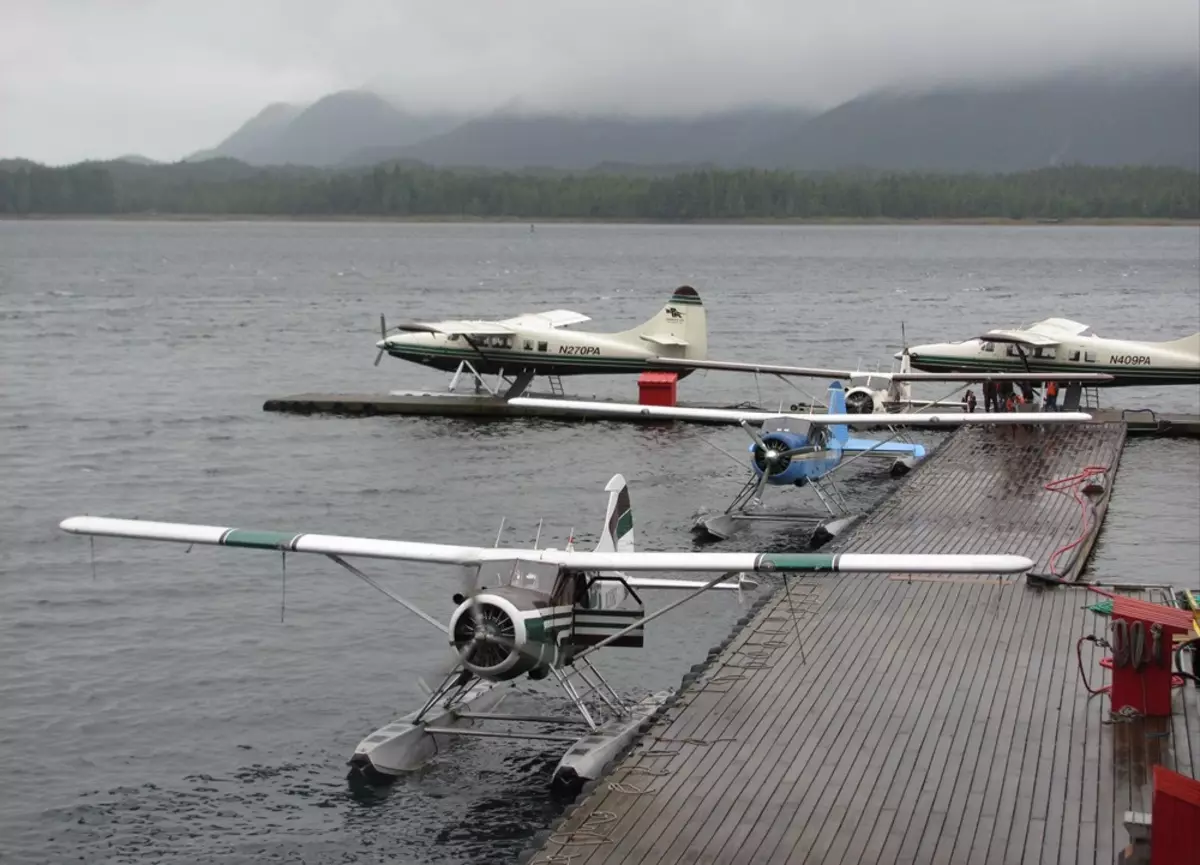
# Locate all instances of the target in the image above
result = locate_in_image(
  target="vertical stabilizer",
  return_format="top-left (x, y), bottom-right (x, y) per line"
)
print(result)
top-left (826, 382), bottom-right (850, 446)
top-left (614, 285), bottom-right (708, 360)
top-left (594, 474), bottom-right (635, 554)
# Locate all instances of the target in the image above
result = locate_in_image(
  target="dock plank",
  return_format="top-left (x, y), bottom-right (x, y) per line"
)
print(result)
top-left (526, 422), bottom-right (1200, 865)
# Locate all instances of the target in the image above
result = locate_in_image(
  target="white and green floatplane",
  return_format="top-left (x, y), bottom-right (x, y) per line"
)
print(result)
top-left (60, 474), bottom-right (1034, 789)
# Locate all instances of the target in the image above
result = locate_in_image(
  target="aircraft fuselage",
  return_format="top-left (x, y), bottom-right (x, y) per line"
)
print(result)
top-left (906, 333), bottom-right (1199, 387)
top-left (381, 330), bottom-right (694, 377)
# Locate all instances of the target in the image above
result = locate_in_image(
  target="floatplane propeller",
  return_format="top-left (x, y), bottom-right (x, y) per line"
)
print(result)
top-left (373, 313), bottom-right (405, 367)
top-left (60, 473), bottom-right (1035, 790)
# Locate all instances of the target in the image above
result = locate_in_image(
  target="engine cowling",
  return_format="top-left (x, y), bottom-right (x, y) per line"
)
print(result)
top-left (447, 587), bottom-right (558, 681)
top-left (749, 429), bottom-right (821, 486)
top-left (844, 388), bottom-right (879, 414)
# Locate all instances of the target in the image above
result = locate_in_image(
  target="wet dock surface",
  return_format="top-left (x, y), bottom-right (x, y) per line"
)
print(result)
top-left (523, 422), bottom-right (1200, 865)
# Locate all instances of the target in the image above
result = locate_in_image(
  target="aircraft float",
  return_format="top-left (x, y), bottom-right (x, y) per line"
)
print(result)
top-left (904, 318), bottom-right (1200, 388)
top-left (511, 388), bottom-right (1093, 542)
top-left (59, 475), bottom-right (1035, 789)
top-left (373, 285), bottom-right (708, 398)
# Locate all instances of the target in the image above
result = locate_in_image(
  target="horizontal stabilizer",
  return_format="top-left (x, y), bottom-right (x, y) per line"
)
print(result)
top-left (625, 576), bottom-right (752, 591)
top-left (508, 397), bottom-right (1091, 426)
top-left (60, 517), bottom-right (1033, 574)
top-left (842, 438), bottom-right (927, 458)
top-left (641, 333), bottom-right (689, 347)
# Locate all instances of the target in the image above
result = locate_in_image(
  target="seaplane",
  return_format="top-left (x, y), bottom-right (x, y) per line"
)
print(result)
top-left (648, 323), bottom-right (1115, 414)
top-left (59, 474), bottom-right (1036, 790)
top-left (510, 386), bottom-right (1093, 542)
top-left (905, 319), bottom-right (1200, 388)
top-left (372, 285), bottom-right (708, 399)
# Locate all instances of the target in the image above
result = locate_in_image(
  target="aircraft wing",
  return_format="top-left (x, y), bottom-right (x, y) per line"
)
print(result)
top-left (649, 357), bottom-right (1112, 383)
top-left (499, 310), bottom-right (591, 330)
top-left (396, 319), bottom-right (515, 336)
top-left (648, 357), bottom-right (855, 378)
top-left (509, 397), bottom-right (1092, 426)
top-left (890, 371), bottom-right (1113, 382)
top-left (60, 516), bottom-right (1032, 574)
top-left (974, 328), bottom-right (1060, 347)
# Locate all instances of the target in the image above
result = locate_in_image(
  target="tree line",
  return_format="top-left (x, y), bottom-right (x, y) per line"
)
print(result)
top-left (0, 161), bottom-right (1196, 220)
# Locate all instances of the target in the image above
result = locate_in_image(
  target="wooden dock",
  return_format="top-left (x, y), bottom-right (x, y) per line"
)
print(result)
top-left (261, 391), bottom-right (771, 427)
top-left (521, 422), bottom-right (1200, 865)
top-left (262, 392), bottom-right (1200, 437)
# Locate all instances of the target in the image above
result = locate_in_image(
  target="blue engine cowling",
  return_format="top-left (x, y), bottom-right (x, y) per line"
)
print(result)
top-left (748, 430), bottom-right (817, 486)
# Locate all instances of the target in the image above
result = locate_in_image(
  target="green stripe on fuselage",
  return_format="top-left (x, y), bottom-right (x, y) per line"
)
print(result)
top-left (911, 354), bottom-right (1198, 384)
top-left (385, 344), bottom-right (666, 376)
top-left (669, 294), bottom-right (703, 305)
top-left (759, 553), bottom-right (838, 572)
top-left (222, 529), bottom-right (301, 550)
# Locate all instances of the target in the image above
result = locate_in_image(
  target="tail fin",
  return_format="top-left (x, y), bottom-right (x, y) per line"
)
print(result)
top-left (613, 285), bottom-right (708, 360)
top-left (1158, 332), bottom-right (1200, 357)
top-left (825, 382), bottom-right (850, 446)
top-left (594, 474), bottom-right (635, 554)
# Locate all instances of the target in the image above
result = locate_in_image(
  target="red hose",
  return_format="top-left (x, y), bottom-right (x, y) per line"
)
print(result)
top-left (1044, 465), bottom-right (1109, 577)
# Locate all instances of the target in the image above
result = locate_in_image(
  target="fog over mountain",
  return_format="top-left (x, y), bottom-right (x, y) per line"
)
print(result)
top-left (170, 65), bottom-right (1197, 173)
top-left (2, 0), bottom-right (1197, 165)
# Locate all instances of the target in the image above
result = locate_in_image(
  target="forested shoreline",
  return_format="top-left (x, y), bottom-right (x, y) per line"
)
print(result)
top-left (0, 161), bottom-right (1196, 220)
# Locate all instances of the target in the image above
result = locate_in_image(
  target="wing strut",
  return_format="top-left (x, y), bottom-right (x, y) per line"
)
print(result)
top-left (326, 554), bottom-right (450, 635)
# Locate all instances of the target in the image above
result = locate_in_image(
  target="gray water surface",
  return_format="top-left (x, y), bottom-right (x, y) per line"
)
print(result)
top-left (1, 221), bottom-right (1198, 864)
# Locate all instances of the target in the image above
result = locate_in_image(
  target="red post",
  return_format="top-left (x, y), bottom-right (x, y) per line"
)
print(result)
top-left (1150, 765), bottom-right (1200, 865)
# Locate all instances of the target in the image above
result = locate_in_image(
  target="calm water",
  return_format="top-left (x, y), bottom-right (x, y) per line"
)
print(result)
top-left (1, 221), bottom-right (1198, 864)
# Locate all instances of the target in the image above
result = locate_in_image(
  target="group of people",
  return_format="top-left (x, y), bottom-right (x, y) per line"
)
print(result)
top-left (962, 379), bottom-right (1061, 413)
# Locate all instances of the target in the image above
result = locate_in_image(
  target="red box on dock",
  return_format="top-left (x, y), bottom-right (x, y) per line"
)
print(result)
top-left (1108, 596), bottom-right (1193, 718)
top-left (638, 372), bottom-right (678, 407)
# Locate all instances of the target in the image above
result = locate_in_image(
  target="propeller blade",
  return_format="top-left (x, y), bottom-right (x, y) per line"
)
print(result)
top-left (738, 419), bottom-right (770, 452)
top-left (374, 313), bottom-right (390, 366)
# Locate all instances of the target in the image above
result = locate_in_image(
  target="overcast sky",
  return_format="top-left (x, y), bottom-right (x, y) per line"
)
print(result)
top-left (2, 0), bottom-right (1197, 165)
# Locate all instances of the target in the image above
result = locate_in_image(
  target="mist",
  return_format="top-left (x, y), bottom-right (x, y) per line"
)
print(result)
top-left (2, 0), bottom-right (1197, 165)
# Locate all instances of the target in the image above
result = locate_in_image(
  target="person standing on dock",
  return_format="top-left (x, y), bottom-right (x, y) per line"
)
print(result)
top-left (965, 388), bottom-right (977, 413)
top-left (983, 380), bottom-right (997, 412)
top-left (1045, 380), bottom-right (1059, 411)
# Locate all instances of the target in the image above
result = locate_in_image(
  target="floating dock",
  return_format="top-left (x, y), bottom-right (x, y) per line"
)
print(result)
top-left (262, 392), bottom-right (1200, 437)
top-left (521, 422), bottom-right (1200, 865)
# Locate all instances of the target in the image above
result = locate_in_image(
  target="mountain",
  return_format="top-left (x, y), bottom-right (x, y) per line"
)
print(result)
top-left (184, 65), bottom-right (1198, 173)
top-left (188, 92), bottom-right (460, 166)
top-left (739, 66), bottom-right (1200, 172)
top-left (393, 107), bottom-right (814, 170)
top-left (186, 102), bottom-right (306, 163)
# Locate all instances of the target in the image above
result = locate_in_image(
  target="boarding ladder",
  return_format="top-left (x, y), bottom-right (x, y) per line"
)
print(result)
top-left (551, 656), bottom-right (629, 729)
top-left (546, 375), bottom-right (566, 396)
top-left (1081, 386), bottom-right (1102, 410)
